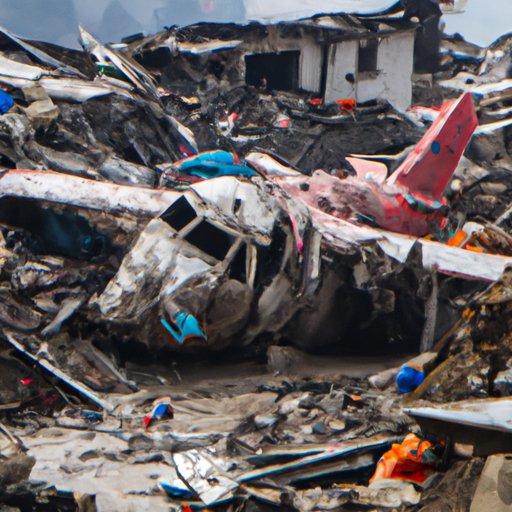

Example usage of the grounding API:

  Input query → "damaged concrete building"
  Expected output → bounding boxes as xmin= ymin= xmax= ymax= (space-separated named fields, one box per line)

xmin=141 ymin=14 xmax=417 ymax=111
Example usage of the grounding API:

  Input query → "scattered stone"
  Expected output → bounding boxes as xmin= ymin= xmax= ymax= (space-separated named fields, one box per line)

xmin=0 ymin=454 xmax=35 ymax=487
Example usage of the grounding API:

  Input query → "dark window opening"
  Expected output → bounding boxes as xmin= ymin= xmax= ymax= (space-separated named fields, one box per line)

xmin=254 ymin=226 xmax=287 ymax=289
xmin=184 ymin=220 xmax=234 ymax=260
xmin=161 ymin=196 xmax=197 ymax=231
xmin=229 ymin=243 xmax=247 ymax=283
xmin=319 ymin=44 xmax=329 ymax=97
xmin=134 ymin=47 xmax=173 ymax=68
xmin=358 ymin=38 xmax=379 ymax=73
xmin=245 ymin=51 xmax=300 ymax=92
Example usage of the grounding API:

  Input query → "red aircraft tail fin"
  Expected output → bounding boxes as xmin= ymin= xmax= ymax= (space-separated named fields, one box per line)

xmin=387 ymin=92 xmax=477 ymax=199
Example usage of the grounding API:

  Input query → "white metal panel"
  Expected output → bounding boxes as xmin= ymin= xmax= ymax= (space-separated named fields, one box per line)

xmin=299 ymin=42 xmax=322 ymax=92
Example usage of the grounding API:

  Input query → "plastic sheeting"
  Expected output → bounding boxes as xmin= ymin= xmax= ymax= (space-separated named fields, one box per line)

xmin=244 ymin=0 xmax=398 ymax=23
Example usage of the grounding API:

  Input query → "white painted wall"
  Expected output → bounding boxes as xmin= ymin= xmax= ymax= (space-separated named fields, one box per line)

xmin=324 ymin=40 xmax=358 ymax=103
xmin=356 ymin=31 xmax=415 ymax=112
xmin=239 ymin=28 xmax=414 ymax=106
xmin=299 ymin=43 xmax=323 ymax=92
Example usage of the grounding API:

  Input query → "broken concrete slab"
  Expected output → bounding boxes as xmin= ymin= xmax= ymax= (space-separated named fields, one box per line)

xmin=0 ymin=454 xmax=35 ymax=487
xmin=470 ymin=454 xmax=512 ymax=512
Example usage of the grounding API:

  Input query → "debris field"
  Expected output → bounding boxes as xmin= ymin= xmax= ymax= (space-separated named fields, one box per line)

xmin=0 ymin=2 xmax=511 ymax=511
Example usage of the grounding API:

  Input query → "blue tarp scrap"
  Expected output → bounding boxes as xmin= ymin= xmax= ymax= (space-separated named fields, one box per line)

xmin=175 ymin=150 xmax=257 ymax=179
xmin=0 ymin=90 xmax=14 ymax=114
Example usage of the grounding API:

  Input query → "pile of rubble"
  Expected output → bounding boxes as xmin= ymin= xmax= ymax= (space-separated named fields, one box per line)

xmin=0 ymin=5 xmax=511 ymax=512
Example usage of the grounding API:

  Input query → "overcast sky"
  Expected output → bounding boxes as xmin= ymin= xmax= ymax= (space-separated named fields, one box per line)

xmin=443 ymin=0 xmax=512 ymax=47
xmin=0 ymin=1 xmax=509 ymax=48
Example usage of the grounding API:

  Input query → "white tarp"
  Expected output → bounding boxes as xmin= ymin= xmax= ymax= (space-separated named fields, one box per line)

xmin=244 ymin=0 xmax=397 ymax=23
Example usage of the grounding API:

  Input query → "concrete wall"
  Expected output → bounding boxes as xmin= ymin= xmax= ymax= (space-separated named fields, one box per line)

xmin=356 ymin=31 xmax=415 ymax=111
xmin=323 ymin=31 xmax=414 ymax=111
xmin=324 ymin=40 xmax=358 ymax=103
xmin=238 ymin=28 xmax=414 ymax=108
